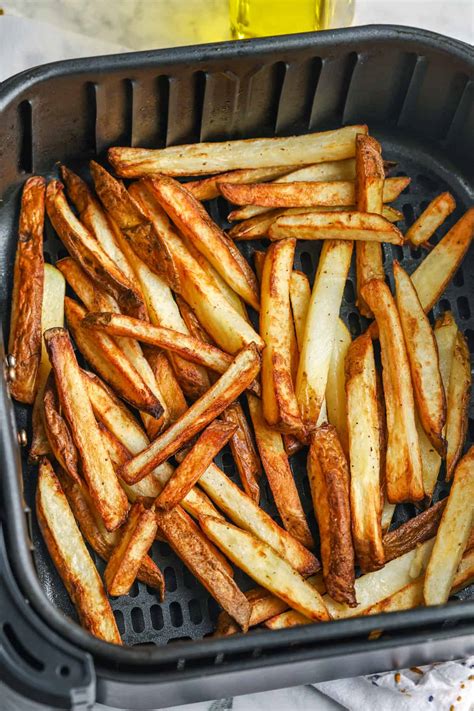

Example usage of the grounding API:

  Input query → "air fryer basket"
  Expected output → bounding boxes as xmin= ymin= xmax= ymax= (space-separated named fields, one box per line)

xmin=0 ymin=25 xmax=473 ymax=710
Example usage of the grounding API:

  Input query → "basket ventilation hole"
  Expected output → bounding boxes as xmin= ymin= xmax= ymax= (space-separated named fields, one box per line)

xmin=3 ymin=623 xmax=44 ymax=671
xmin=131 ymin=607 xmax=145 ymax=633
xmin=114 ymin=609 xmax=125 ymax=634
xmin=169 ymin=601 xmax=183 ymax=628
xmin=58 ymin=665 xmax=70 ymax=677
xmin=164 ymin=566 xmax=177 ymax=592
xmin=18 ymin=100 xmax=33 ymax=174
xmin=129 ymin=580 xmax=140 ymax=598
xmin=439 ymin=298 xmax=451 ymax=312
xmin=457 ymin=296 xmax=471 ymax=321
xmin=188 ymin=599 xmax=203 ymax=625
xmin=183 ymin=566 xmax=196 ymax=590
xmin=150 ymin=604 xmax=164 ymax=631
xmin=453 ymin=268 xmax=464 ymax=287
xmin=465 ymin=329 xmax=474 ymax=353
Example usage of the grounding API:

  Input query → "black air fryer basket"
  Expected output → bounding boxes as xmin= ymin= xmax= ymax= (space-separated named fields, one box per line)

xmin=0 ymin=26 xmax=473 ymax=710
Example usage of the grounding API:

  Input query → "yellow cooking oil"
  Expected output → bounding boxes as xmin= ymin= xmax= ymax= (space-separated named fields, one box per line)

xmin=229 ymin=0 xmax=355 ymax=39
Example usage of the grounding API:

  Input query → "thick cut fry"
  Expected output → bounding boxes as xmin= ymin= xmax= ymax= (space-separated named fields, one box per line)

xmin=362 ymin=280 xmax=424 ymax=503
xmin=289 ymin=270 xmax=311 ymax=351
xmin=268 ymin=158 xmax=356 ymax=185
xmin=156 ymin=506 xmax=250 ymax=630
xmin=248 ymin=393 xmax=313 ymax=549
xmin=268 ymin=211 xmax=404 ymax=244
xmin=186 ymin=165 xmax=298 ymax=201
xmin=445 ymin=331 xmax=471 ymax=479
xmin=411 ymin=208 xmax=474 ymax=313
xmin=394 ymin=262 xmax=446 ymax=456
xmin=296 ymin=240 xmax=353 ymax=430
xmin=345 ymin=334 xmax=383 ymax=572
xmin=222 ymin=402 xmax=262 ymax=503
xmin=65 ymin=298 xmax=164 ymax=418
xmin=156 ymin=421 xmax=236 ymax=510
xmin=104 ymin=502 xmax=159 ymax=596
xmin=36 ymin=459 xmax=122 ymax=644
xmin=108 ymin=126 xmax=368 ymax=177
xmin=44 ymin=328 xmax=129 ymax=531
xmin=260 ymin=239 xmax=304 ymax=436
xmin=8 ymin=177 xmax=45 ymax=403
xmin=383 ymin=499 xmax=446 ymax=563
xmin=144 ymin=349 xmax=187 ymax=424
xmin=121 ymin=344 xmax=261 ymax=482
xmin=326 ymin=318 xmax=351 ymax=455
xmin=424 ymin=447 xmax=474 ymax=605
xmin=42 ymin=373 xmax=81 ymax=487
xmin=308 ymin=425 xmax=356 ymax=604
xmin=30 ymin=265 xmax=66 ymax=460
xmin=406 ymin=192 xmax=456 ymax=246
xmin=200 ymin=517 xmax=329 ymax=622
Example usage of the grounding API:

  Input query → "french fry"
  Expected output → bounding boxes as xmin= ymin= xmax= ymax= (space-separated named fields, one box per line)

xmin=30 ymin=265 xmax=66 ymax=460
xmin=268 ymin=211 xmax=404 ymax=244
xmin=296 ymin=240 xmax=353 ymax=430
xmin=260 ymin=239 xmax=304 ymax=436
xmin=36 ymin=459 xmax=122 ymax=644
xmin=221 ymin=402 xmax=262 ymax=503
xmin=383 ymin=499 xmax=446 ymax=563
xmin=156 ymin=421 xmax=236 ymax=511
xmin=445 ymin=331 xmax=471 ymax=479
xmin=143 ymin=349 xmax=187 ymax=424
xmin=65 ymin=298 xmax=164 ymax=418
xmin=42 ymin=372 xmax=81 ymax=487
xmin=362 ymin=279 xmax=424 ymax=503
xmin=424 ymin=447 xmax=474 ymax=605
xmin=8 ymin=177 xmax=45 ymax=403
xmin=264 ymin=157 xmax=356 ymax=184
xmin=345 ymin=334 xmax=384 ymax=572
xmin=411 ymin=208 xmax=474 ymax=313
xmin=201 ymin=517 xmax=328 ymax=623
xmin=186 ymin=165 xmax=299 ymax=201
xmin=44 ymin=328 xmax=129 ymax=531
xmin=289 ymin=270 xmax=310 ymax=351
xmin=156 ymin=506 xmax=251 ymax=630
xmin=248 ymin=393 xmax=313 ymax=549
xmin=406 ymin=192 xmax=456 ymax=246
xmin=394 ymin=261 xmax=446 ymax=455
xmin=104 ymin=502 xmax=159 ymax=596
xmin=198 ymin=461 xmax=318 ymax=575
xmin=326 ymin=318 xmax=351 ymax=455
xmin=108 ymin=125 xmax=368 ymax=177
xmin=120 ymin=343 xmax=261 ymax=483
xmin=308 ymin=425 xmax=356 ymax=604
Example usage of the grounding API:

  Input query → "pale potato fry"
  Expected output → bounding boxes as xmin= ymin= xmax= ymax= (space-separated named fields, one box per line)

xmin=120 ymin=343 xmax=261 ymax=483
xmin=289 ymin=270 xmax=311 ymax=351
xmin=264 ymin=610 xmax=309 ymax=629
xmin=381 ymin=499 xmax=396 ymax=533
xmin=296 ymin=240 xmax=353 ymax=430
xmin=156 ymin=421 xmax=236 ymax=511
xmin=156 ymin=506 xmax=251 ymax=630
xmin=45 ymin=328 xmax=129 ymax=531
xmin=187 ymin=166 xmax=299 ymax=201
xmin=269 ymin=157 xmax=356 ymax=184
xmin=108 ymin=125 xmax=368 ymax=177
xmin=326 ymin=318 xmax=351 ymax=455
xmin=345 ymin=333 xmax=384 ymax=572
xmin=36 ymin=459 xmax=122 ymax=644
xmin=248 ymin=393 xmax=313 ymax=549
xmin=406 ymin=192 xmax=456 ymax=246
xmin=104 ymin=502 xmax=159 ymax=596
xmin=42 ymin=372 xmax=81 ymax=487
xmin=221 ymin=402 xmax=262 ymax=503
xmin=144 ymin=349 xmax=187 ymax=424
xmin=8 ymin=177 xmax=45 ymax=403
xmin=260 ymin=239 xmax=304 ymax=436
xmin=394 ymin=261 xmax=446 ymax=455
xmin=200 ymin=516 xmax=330 ymax=622
xmin=308 ymin=425 xmax=356 ymax=604
xmin=383 ymin=499 xmax=446 ymax=563
xmin=445 ymin=331 xmax=471 ymax=479
xmin=411 ymin=208 xmax=474 ymax=313
xmin=424 ymin=447 xmax=474 ymax=605
xmin=362 ymin=280 xmax=424 ymax=503
xmin=268 ymin=211 xmax=404 ymax=244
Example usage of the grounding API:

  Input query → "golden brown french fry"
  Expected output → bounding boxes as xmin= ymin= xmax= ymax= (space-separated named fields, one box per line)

xmin=394 ymin=261 xmax=446 ymax=455
xmin=42 ymin=372 xmax=81 ymax=487
xmin=383 ymin=499 xmax=446 ymax=563
xmin=424 ymin=447 xmax=474 ymax=605
xmin=30 ymin=264 xmax=66 ymax=460
xmin=65 ymin=298 xmax=164 ymax=418
xmin=308 ymin=425 xmax=356 ymax=604
xmin=260 ymin=239 xmax=304 ymax=436
xmin=156 ymin=506 xmax=250 ymax=630
xmin=36 ymin=459 xmax=122 ymax=644
xmin=104 ymin=502 xmax=159 ymax=596
xmin=411 ymin=208 xmax=474 ymax=313
xmin=8 ymin=177 xmax=45 ymax=403
xmin=296 ymin=240 xmax=353 ymax=430
xmin=221 ymin=402 xmax=262 ymax=503
xmin=289 ymin=270 xmax=310 ymax=351
xmin=144 ymin=349 xmax=187 ymax=424
xmin=326 ymin=318 xmax=351 ymax=455
xmin=406 ymin=192 xmax=456 ymax=246
xmin=268 ymin=211 xmax=404 ymax=244
xmin=200 ymin=516 xmax=329 ymax=622
xmin=156 ymin=421 xmax=236 ymax=511
xmin=198 ymin=461 xmax=318 ymax=575
xmin=445 ymin=331 xmax=471 ymax=479
xmin=267 ymin=158 xmax=356 ymax=184
xmin=248 ymin=393 xmax=313 ymax=549
xmin=108 ymin=126 xmax=368 ymax=177
xmin=186 ymin=165 xmax=299 ymax=201
xmin=362 ymin=279 xmax=424 ymax=503
xmin=345 ymin=333 xmax=384 ymax=572
xmin=121 ymin=343 xmax=261 ymax=483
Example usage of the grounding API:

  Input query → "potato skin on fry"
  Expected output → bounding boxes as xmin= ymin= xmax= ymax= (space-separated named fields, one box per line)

xmin=221 ymin=402 xmax=262 ymax=503
xmin=43 ymin=372 xmax=81 ymax=487
xmin=445 ymin=330 xmax=471 ymax=479
xmin=383 ymin=499 xmax=446 ymax=563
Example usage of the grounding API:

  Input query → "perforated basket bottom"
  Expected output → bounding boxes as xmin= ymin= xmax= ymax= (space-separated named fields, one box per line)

xmin=13 ymin=132 xmax=474 ymax=647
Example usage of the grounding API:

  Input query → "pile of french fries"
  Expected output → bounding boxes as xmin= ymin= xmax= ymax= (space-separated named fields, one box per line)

xmin=7 ymin=125 xmax=473 ymax=646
